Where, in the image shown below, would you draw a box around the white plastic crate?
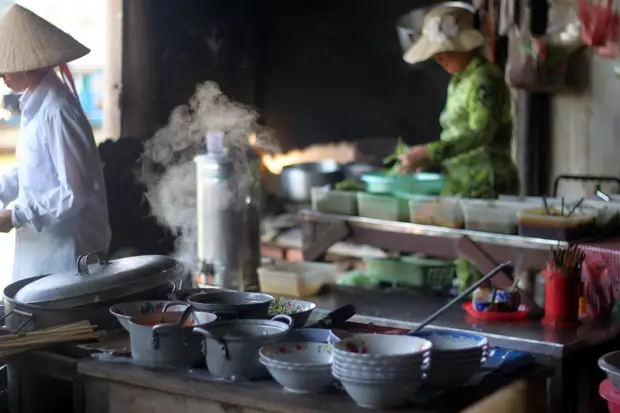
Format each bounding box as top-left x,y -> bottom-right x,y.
462,199 -> 532,234
258,262 -> 338,297
311,187 -> 358,215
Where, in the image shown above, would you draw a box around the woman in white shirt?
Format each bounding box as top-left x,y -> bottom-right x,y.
0,5 -> 110,281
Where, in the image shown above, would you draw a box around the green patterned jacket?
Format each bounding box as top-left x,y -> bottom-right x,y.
426,57 -> 520,198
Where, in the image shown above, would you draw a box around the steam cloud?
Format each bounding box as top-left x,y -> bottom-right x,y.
140,81 -> 278,268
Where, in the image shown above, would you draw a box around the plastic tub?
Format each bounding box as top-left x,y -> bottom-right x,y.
517,207 -> 598,241
258,262 -> 338,297
600,380 -> 620,413
357,193 -> 410,222
408,196 -> 464,228
311,187 -> 358,215
462,199 -> 531,234
360,173 -> 396,194
393,173 -> 444,196
583,199 -> 620,227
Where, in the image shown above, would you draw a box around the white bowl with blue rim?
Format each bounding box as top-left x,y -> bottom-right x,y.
409,330 -> 488,388
259,342 -> 334,393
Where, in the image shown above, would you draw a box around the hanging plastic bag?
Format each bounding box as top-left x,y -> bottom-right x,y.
581,256 -> 615,320
578,0 -> 620,58
506,8 -> 568,91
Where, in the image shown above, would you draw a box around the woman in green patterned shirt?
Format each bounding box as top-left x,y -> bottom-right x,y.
399,3 -> 519,199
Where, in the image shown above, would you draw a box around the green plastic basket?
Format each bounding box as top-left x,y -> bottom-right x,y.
363,256 -> 455,289
400,256 -> 455,289
357,193 -> 409,222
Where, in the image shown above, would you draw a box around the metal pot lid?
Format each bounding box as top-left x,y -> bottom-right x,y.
15,251 -> 182,305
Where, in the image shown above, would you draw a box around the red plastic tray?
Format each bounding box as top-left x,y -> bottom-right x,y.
462,301 -> 529,321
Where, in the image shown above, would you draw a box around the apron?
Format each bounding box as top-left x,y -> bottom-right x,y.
12,65 -> 84,281
13,226 -> 78,281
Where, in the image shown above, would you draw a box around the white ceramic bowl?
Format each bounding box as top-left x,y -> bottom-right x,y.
333,371 -> 422,408
333,334 -> 432,360
259,342 -> 332,368
262,361 -> 334,393
332,353 -> 429,371
269,299 -> 316,329
332,364 -> 424,381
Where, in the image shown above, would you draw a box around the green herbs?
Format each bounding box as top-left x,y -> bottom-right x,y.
382,137 -> 410,177
334,180 -> 365,191
268,297 -> 304,316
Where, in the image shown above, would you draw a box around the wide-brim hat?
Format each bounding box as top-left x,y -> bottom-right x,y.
403,2 -> 484,64
0,4 -> 90,74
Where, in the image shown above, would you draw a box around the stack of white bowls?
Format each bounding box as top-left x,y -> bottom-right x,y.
331,334 -> 432,409
411,331 -> 489,388
259,341 -> 334,394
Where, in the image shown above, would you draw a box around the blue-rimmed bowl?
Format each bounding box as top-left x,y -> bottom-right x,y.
409,331 -> 488,353
409,330 -> 488,388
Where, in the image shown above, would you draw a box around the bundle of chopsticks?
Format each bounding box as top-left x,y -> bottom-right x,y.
0,320 -> 101,360
550,244 -> 587,279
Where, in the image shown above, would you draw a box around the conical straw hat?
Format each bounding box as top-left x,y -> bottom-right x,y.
0,4 -> 90,74
403,2 -> 483,64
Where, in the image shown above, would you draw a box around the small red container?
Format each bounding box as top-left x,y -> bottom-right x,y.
542,264 -> 580,326
462,302 -> 529,321
600,380 -> 620,413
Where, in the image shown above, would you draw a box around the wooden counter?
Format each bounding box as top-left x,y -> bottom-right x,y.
78,360 -> 550,413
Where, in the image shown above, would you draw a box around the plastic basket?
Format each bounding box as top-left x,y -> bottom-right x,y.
392,173 -> 444,196
408,196 -> 464,228
360,173 -> 396,194
400,256 -> 455,289
363,256 -> 455,289
311,187 -> 358,215
357,192 -> 409,222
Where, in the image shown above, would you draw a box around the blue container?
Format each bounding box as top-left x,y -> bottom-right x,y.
393,172 -> 445,196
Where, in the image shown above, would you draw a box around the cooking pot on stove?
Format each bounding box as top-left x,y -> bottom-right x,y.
2,251 -> 184,331
280,161 -> 344,204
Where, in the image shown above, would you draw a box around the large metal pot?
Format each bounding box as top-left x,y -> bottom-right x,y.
14,251 -> 183,307
186,291 -> 274,320
193,316 -> 292,380
2,276 -> 175,332
2,251 -> 185,332
129,311 -> 217,369
280,161 -> 344,204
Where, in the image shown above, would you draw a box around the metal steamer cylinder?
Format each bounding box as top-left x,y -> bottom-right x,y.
195,134 -> 261,291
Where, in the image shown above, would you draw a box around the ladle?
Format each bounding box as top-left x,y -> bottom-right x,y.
177,305 -> 194,326
408,261 -> 513,334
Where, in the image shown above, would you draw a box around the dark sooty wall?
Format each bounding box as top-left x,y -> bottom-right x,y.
140,0 -> 448,150
262,0 -> 449,150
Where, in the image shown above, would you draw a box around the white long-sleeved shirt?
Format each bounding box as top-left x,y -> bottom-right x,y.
0,71 -> 111,280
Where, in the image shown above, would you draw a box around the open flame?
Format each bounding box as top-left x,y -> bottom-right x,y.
248,136 -> 356,175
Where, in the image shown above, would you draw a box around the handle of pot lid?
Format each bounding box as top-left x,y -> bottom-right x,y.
77,251 -> 110,275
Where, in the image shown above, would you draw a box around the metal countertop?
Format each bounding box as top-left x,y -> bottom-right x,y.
309,287 -> 620,357
299,210 -> 567,250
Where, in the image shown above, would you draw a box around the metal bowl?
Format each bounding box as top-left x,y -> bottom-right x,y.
187,291 -> 274,320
